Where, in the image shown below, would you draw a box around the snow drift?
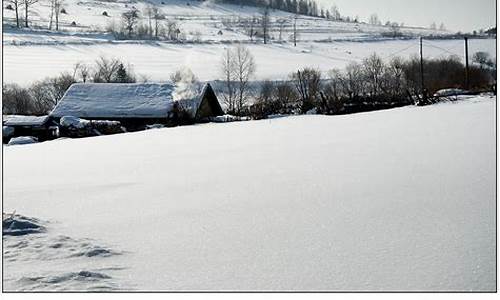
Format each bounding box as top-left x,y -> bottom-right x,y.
3,95 -> 496,291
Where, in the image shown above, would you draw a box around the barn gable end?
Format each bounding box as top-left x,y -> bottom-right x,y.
195,83 -> 224,121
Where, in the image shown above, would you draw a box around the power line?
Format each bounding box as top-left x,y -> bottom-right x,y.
383,43 -> 417,59
422,40 -> 461,56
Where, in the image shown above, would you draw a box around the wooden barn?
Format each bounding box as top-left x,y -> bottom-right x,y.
50,82 -> 224,130
3,115 -> 59,143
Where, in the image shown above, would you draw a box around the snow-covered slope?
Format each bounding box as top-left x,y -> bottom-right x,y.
3,0 -> 444,44
3,95 -> 496,291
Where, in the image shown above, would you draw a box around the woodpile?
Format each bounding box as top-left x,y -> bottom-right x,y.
59,116 -> 124,138
90,120 -> 125,135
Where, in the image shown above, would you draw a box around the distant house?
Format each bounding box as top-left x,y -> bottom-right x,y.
2,115 -> 58,143
50,82 -> 224,130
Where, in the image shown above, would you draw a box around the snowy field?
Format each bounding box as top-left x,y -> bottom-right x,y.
3,38 -> 496,85
3,95 -> 496,291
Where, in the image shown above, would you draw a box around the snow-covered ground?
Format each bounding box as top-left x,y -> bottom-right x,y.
3,95 -> 496,291
4,38 -> 496,85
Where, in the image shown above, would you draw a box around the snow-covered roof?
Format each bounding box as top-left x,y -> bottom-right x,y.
433,88 -> 469,97
7,136 -> 38,146
3,115 -> 49,126
3,126 -> 15,137
50,83 -> 193,119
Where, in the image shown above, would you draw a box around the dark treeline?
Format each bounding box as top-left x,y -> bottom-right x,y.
249,53 -> 496,119
216,0 -> 322,18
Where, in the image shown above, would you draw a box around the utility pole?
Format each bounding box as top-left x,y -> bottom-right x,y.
464,36 -> 470,90
420,37 -> 426,101
293,15 -> 297,47
263,7 -> 269,44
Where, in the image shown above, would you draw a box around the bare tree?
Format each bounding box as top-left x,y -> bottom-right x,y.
79,64 -> 90,82
28,85 -> 54,114
220,48 -> 237,113
53,0 -> 64,30
7,0 -> 22,28
233,44 -> 256,113
276,18 -> 288,41
250,16 -> 257,41
251,80 -> 277,119
363,53 -> 385,96
291,68 -> 322,113
220,45 -> 256,115
258,80 -> 275,104
30,72 -> 75,108
22,0 -> 39,27
92,56 -> 121,82
73,62 -> 90,82
341,62 -> 364,99
244,16 -> 257,41
473,52 -> 494,69
3,84 -> 36,115
383,56 -> 405,96
152,6 -> 164,39
321,69 -> 345,113
166,20 -> 179,40
390,22 -> 401,38
330,5 -> 340,20
144,4 -> 154,38
274,82 -> 297,112
327,68 -> 342,100
122,8 -> 139,37
48,0 -> 55,29
369,13 -> 380,26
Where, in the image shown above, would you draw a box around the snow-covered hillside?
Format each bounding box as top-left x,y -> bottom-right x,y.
3,95 -> 496,291
7,0 -> 494,86
3,0 -> 444,43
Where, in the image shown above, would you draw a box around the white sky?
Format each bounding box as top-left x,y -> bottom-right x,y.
317,0 -> 496,32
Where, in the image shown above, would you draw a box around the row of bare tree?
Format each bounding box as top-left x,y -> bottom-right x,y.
217,45 -> 496,119
105,7 -> 183,41
222,9 -> 298,45
5,0 -> 180,38
6,0 -> 45,28
3,57 -> 137,115
258,55 -> 494,118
